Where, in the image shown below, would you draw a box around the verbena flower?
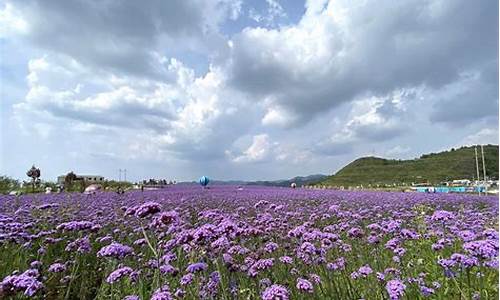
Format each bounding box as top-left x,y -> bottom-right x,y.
97,242 -> 134,259
296,278 -> 313,293
106,266 -> 133,284
134,202 -> 162,218
186,262 -> 207,273
463,240 -> 499,259
386,279 -> 406,300
262,284 -> 289,300
0,269 -> 43,296
48,263 -> 66,273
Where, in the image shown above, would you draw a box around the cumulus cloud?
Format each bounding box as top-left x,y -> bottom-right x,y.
314,93 -> 410,156
3,0 -> 238,79
229,0 -> 498,127
230,134 -> 276,163
461,128 -> 499,146
248,0 -> 287,26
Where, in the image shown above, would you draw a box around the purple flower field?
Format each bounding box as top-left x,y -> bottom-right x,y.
0,186 -> 498,299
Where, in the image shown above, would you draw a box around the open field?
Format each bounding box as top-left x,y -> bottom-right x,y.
0,186 -> 498,299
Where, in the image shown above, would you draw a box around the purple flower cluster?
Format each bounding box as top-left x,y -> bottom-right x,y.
106,266 -> 133,284
262,284 -> 289,300
386,279 -> 406,299
0,269 -> 43,296
97,242 -> 134,259
134,202 -> 162,218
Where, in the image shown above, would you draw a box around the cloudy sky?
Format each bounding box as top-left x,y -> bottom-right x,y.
0,0 -> 498,182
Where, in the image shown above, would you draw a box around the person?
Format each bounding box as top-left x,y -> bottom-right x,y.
141,184 -> 144,192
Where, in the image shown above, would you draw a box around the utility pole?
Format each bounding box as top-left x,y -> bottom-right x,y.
119,169 -> 122,182
475,146 -> 480,195
124,169 -> 127,182
481,145 -> 487,193
481,145 -> 487,181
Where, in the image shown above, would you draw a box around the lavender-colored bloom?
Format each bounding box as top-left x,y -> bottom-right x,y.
279,256 -> 293,264
134,201 -> 161,218
97,242 -> 134,259
463,240 -> 499,259
30,261 -> 42,269
376,272 -> 385,281
327,257 -> 346,271
458,230 -> 477,242
431,210 -> 455,222
264,242 -> 279,253
358,265 -> 373,277
394,247 -> 406,257
299,242 -> 316,254
66,236 -> 92,254
431,243 -> 444,251
482,229 -> 499,240
348,227 -> 364,238
260,278 -> 272,288
180,273 -> 194,286
385,238 -> 399,250
151,289 -> 173,300
155,210 -> 179,225
262,284 -> 290,300
123,295 -> 140,300
159,264 -> 178,276
309,273 -> 321,284
56,221 -> 95,231
133,238 -> 147,246
174,288 -> 186,298
48,263 -> 66,273
249,258 -> 274,277
367,234 -> 380,244
296,278 -> 313,293
106,266 -> 133,284
186,262 -> 207,273
0,269 -> 43,296
36,203 -> 59,210
386,279 -> 406,300
437,258 -> 456,269
420,286 -> 435,297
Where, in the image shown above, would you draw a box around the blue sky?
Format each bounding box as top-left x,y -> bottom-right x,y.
0,0 -> 498,182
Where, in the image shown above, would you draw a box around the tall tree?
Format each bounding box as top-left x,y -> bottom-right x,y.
26,165 -> 41,192
64,171 -> 78,191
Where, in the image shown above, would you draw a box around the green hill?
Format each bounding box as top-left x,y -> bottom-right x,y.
321,144 -> 499,187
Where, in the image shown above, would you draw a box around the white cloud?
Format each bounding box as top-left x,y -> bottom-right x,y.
231,134 -> 275,163
230,0 -> 497,128
0,3 -> 28,37
386,145 -> 411,158
248,0 -> 286,26
461,128 -> 499,146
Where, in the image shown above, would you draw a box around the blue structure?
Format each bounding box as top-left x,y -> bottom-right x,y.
199,176 -> 209,187
415,186 -> 485,194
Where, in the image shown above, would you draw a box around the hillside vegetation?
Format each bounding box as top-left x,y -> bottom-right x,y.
321,144 -> 498,187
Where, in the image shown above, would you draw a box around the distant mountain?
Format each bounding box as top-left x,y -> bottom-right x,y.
320,144 -> 499,187
245,174 -> 328,187
205,174 -> 328,187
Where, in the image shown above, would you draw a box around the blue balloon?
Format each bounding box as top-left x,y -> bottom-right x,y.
199,176 -> 209,187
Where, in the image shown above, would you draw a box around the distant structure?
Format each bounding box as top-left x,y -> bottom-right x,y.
57,174 -> 105,184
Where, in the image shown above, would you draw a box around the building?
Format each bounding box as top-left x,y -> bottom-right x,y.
451,179 -> 471,186
57,174 -> 105,184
